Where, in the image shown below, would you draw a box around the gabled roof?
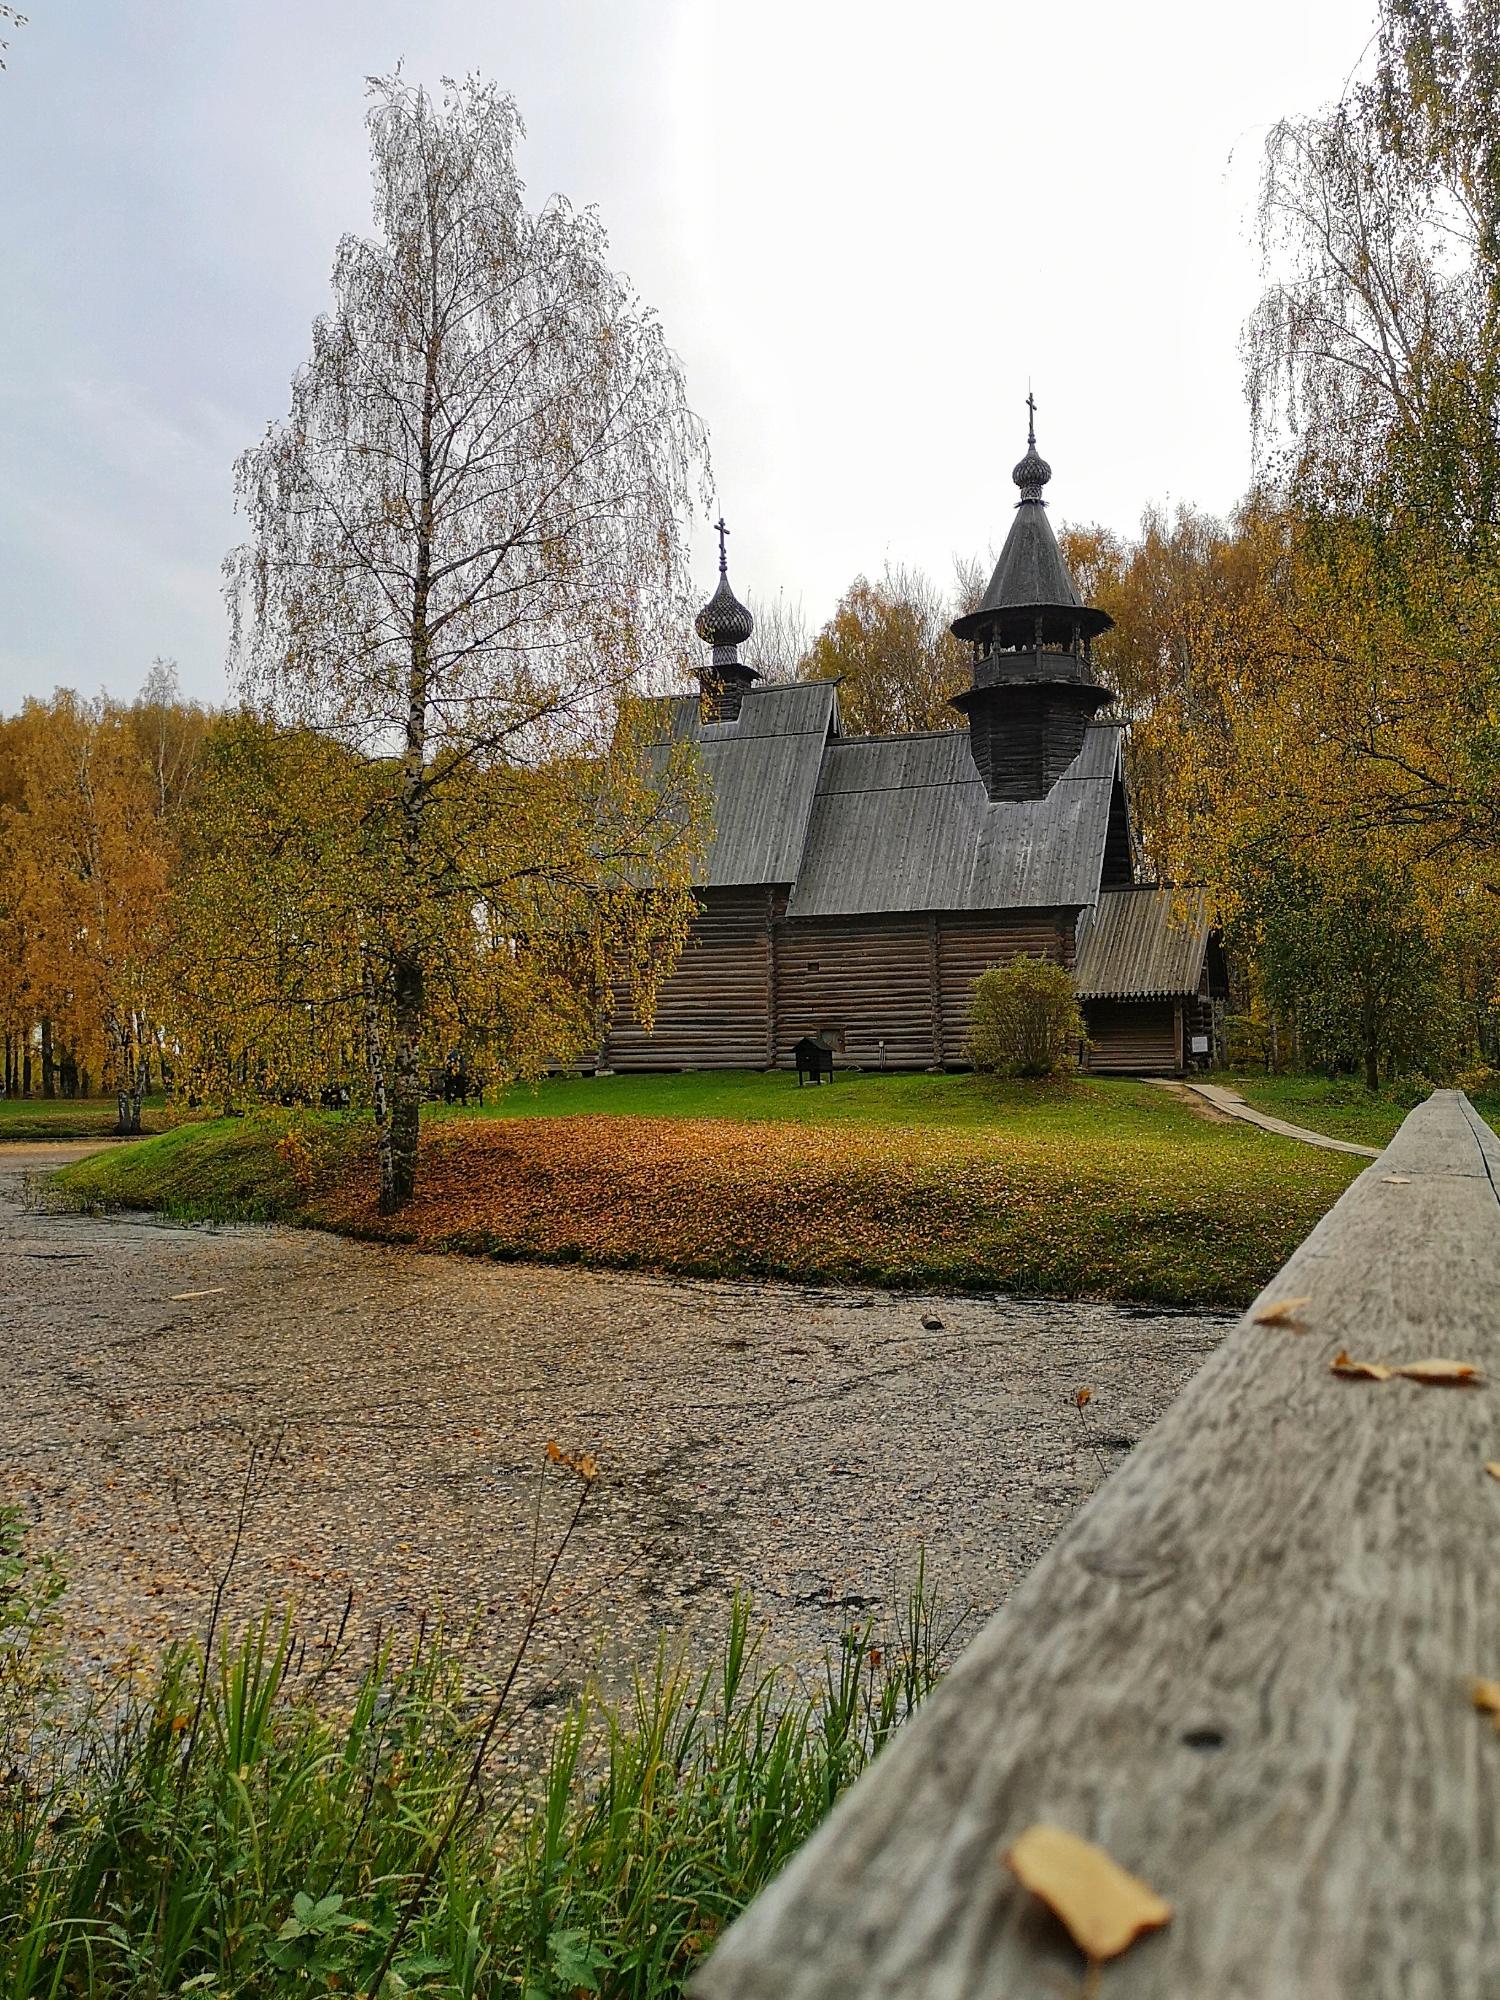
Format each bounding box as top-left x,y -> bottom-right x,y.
785,723 -> 1123,919
1074,887 -> 1211,999
643,681 -> 1131,918
647,681 -> 838,888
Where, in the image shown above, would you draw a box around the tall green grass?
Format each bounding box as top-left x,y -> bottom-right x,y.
0,1507 -> 947,1998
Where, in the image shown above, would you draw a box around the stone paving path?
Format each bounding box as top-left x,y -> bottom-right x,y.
1,1139 -> 1228,1707
1182,1082 -> 1382,1159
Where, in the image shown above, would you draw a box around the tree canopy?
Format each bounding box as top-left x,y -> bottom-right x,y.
1034,3 -> 1500,1079
798,562 -> 968,734
0,674 -> 210,1130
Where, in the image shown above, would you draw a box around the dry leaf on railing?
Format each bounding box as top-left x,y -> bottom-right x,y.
1330,1350 -> 1394,1381
1394,1359 -> 1482,1386
1253,1296 -> 1311,1329
1331,1352 -> 1481,1386
1003,1823 -> 1171,1964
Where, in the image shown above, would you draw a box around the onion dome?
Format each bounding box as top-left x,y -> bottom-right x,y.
695,516 -> 760,722
694,569 -> 755,658
1011,438 -> 1052,501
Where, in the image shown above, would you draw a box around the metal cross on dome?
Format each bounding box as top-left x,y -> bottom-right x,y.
714,515 -> 730,572
1025,388 -> 1038,446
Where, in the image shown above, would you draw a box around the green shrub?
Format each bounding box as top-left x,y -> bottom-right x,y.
967,957 -> 1085,1079
1224,1008 -> 1273,1070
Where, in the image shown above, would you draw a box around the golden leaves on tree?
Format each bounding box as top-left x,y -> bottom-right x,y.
0,681 -> 209,1113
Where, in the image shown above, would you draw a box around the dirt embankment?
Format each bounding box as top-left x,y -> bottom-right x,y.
59,1109 -> 1358,1307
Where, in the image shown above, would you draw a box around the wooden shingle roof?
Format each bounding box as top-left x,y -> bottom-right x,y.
1074,886 -> 1211,999
950,431 -> 1112,651
648,682 -> 838,888
785,723 -> 1121,919
644,685 -> 1128,917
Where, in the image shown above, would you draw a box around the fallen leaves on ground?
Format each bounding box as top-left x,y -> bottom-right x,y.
1004,1823 -> 1171,1964
1471,1679 -> 1500,1730
1253,1295 -> 1311,1329
1382,1174 -> 1413,1186
1485,1462 -> 1500,1481
299,1113 -> 1356,1309
58,1102 -> 1364,1307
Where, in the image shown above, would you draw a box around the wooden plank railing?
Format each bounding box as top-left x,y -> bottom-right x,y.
696,1090 -> 1500,1998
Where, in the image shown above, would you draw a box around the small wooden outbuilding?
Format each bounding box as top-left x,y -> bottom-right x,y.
604,426 -> 1224,1077
1075,887 -> 1227,1073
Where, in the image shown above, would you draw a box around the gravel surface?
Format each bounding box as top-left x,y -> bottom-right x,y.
3,1140 -> 1229,1705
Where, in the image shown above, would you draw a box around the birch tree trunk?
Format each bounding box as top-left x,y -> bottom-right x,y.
381,331 -> 437,1215
112,1016 -> 146,1135
361,949 -> 393,1199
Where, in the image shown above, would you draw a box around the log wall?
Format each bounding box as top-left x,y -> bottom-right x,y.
608,894 -> 1176,1073
1084,998 -> 1182,1074
603,889 -> 776,1070
772,917 -> 940,1069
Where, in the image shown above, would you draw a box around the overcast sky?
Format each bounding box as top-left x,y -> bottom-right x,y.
0,0 -> 1377,709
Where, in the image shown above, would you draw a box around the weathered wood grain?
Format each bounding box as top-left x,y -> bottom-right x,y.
1084,997 -> 1179,1072
696,1092 -> 1500,1999
775,916 -> 938,1068
607,890 -> 1077,1071
605,889 -> 774,1069
935,911 -> 1072,1063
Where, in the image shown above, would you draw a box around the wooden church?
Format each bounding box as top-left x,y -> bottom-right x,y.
604,422 -> 1224,1076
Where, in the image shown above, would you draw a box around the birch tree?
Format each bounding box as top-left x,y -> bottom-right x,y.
1240,0 -> 1500,861
223,74 -> 707,1210
800,564 -> 967,734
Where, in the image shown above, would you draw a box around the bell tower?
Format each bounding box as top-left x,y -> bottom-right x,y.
949,400 -> 1114,800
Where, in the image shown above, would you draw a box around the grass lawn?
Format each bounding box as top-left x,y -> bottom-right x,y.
0,1093 -> 169,1142
54,1070 -> 1362,1308
448,1066 -> 1232,1137
1226,1072 -> 1500,1150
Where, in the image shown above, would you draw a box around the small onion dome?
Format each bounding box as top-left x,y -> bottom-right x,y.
694,570 -> 755,651
1012,441 -> 1052,502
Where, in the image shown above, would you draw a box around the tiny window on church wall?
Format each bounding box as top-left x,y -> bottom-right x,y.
807,960 -> 820,972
